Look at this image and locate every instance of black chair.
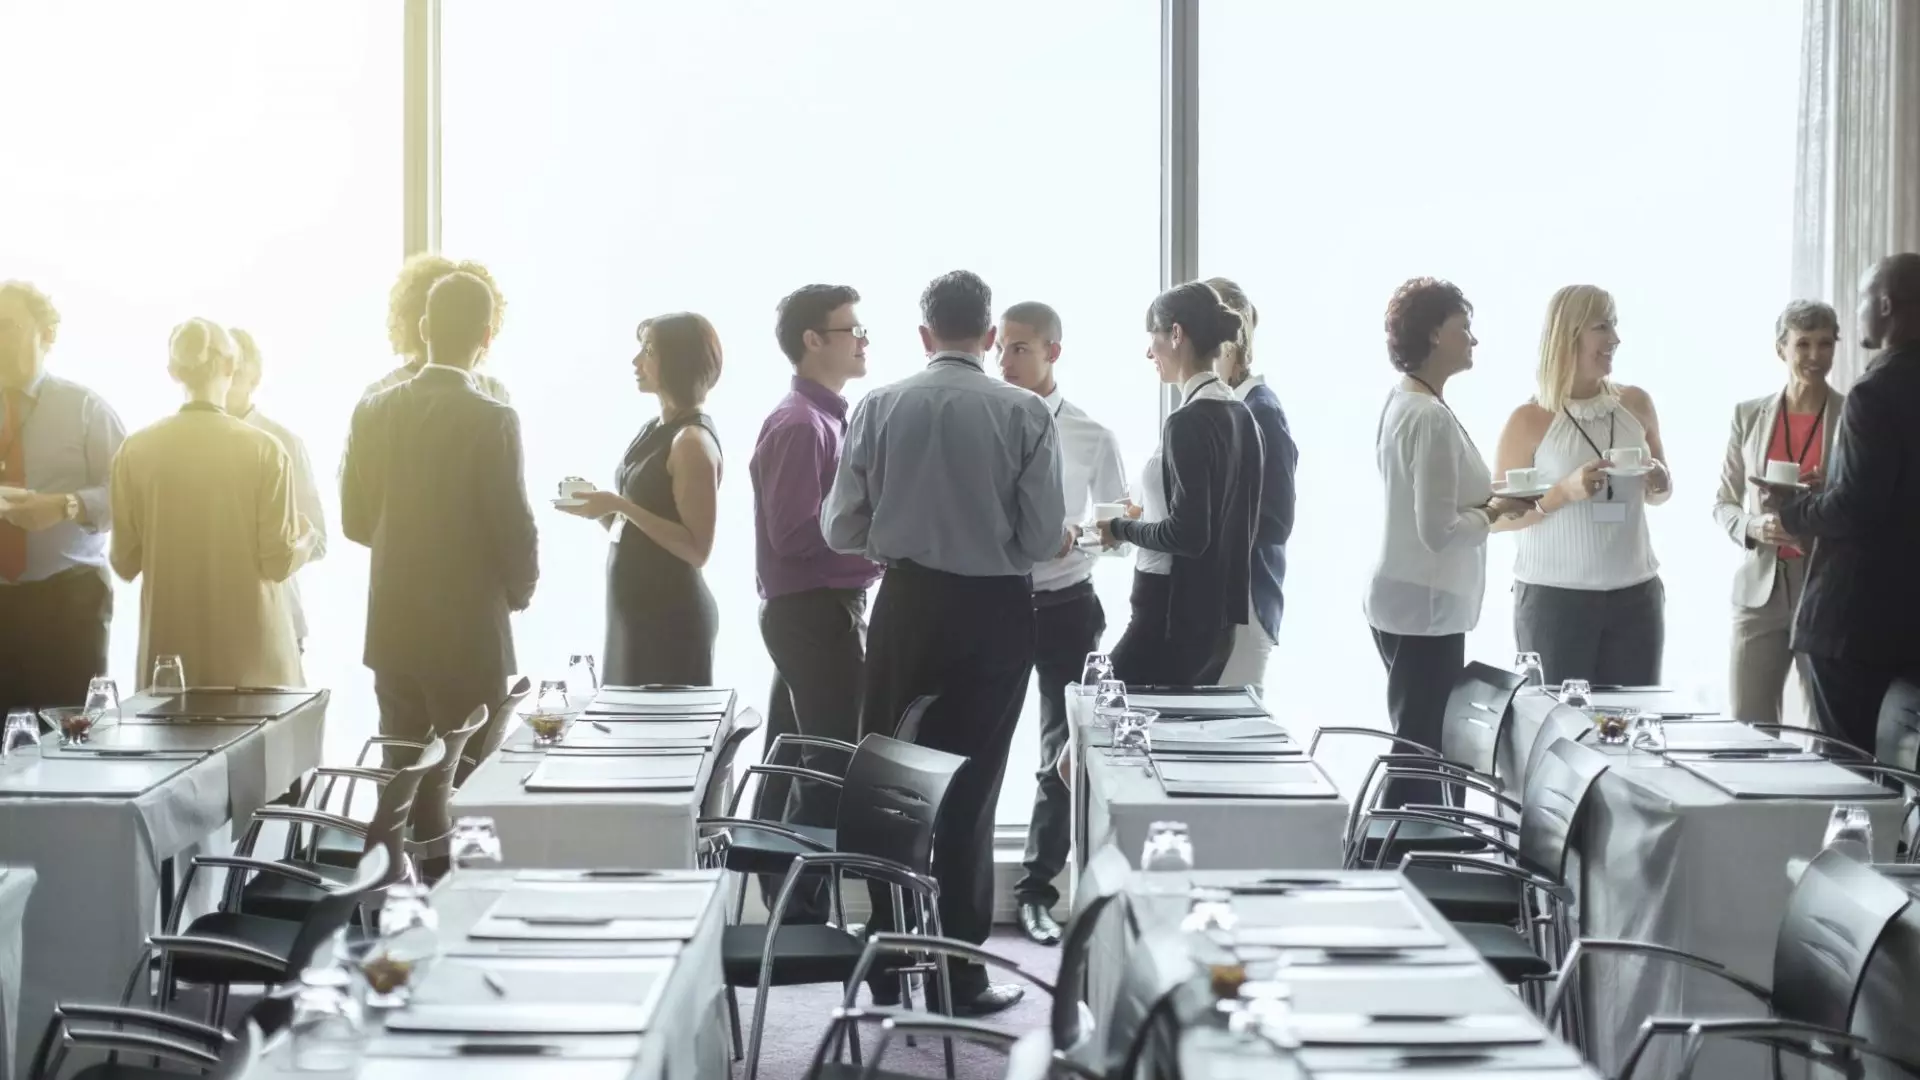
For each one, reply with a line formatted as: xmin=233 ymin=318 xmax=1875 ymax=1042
xmin=1102 ymin=930 xmax=1211 ymax=1079
xmin=27 ymin=1012 xmax=258 ymax=1080
xmin=702 ymin=705 xmax=765 ymax=818
xmin=1548 ymin=846 xmax=1920 ymax=1079
xmin=448 ymin=675 xmax=533 ymax=785
xmin=1439 ymin=661 xmax=1528 ymax=778
xmin=145 ymin=847 xmax=390 ymax=1026
xmin=1877 ymin=678 xmax=1920 ymax=772
xmin=699 ymin=733 xmax=966 ymax=1080
xmin=204 ymin=739 xmax=444 ymax=925
xmin=303 ymin=706 xmax=489 ymax=877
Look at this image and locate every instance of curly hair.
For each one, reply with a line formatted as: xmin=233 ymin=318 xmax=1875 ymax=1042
xmin=1384 ymin=277 xmax=1472 ymax=372
xmin=0 ymin=280 xmax=61 ymax=345
xmin=387 ymin=254 xmax=505 ymax=360
xmin=920 ymin=270 xmax=994 ymax=343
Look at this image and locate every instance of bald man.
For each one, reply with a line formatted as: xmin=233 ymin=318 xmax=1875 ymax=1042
xmin=1767 ymin=253 xmax=1920 ymax=748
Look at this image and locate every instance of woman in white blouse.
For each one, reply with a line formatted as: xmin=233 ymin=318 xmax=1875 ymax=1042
xmin=1493 ymin=285 xmax=1673 ymax=686
xmin=1367 ymin=279 xmax=1529 ymax=797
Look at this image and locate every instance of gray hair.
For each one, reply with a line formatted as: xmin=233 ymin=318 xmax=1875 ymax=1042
xmin=1774 ymin=299 xmax=1839 ymax=346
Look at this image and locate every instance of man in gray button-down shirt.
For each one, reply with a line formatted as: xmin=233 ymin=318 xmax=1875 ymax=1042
xmin=0 ymin=281 xmax=126 ymax=716
xmin=822 ymin=269 xmax=1065 ymax=1016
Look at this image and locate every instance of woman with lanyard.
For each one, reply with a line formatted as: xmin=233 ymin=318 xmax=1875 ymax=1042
xmin=1367 ymin=279 xmax=1531 ymax=806
xmin=1494 ymin=284 xmax=1673 ymax=687
xmin=1097 ymin=281 xmax=1264 ymax=686
xmin=1711 ymin=300 xmax=1844 ymax=724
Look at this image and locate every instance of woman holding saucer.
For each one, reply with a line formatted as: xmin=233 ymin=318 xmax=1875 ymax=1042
xmin=1712 ymin=300 xmax=1843 ymax=724
xmin=1493 ymin=285 xmax=1673 ymax=686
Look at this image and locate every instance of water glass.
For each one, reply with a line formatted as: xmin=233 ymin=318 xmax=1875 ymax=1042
xmin=1180 ymin=886 xmax=1240 ymax=934
xmin=1093 ymin=680 xmax=1128 ymax=727
xmin=1824 ymin=804 xmax=1874 ymax=857
xmin=1142 ymin=821 xmax=1195 ymax=873
xmin=1627 ymin=712 xmax=1666 ymax=752
xmin=150 ymin=655 xmax=187 ymax=695
xmin=534 ymin=678 xmax=571 ymax=716
xmin=450 ymin=816 xmax=504 ymax=870
xmin=1559 ymin=679 xmax=1593 ymax=710
xmin=84 ymin=676 xmax=120 ymax=727
xmin=1112 ymin=707 xmax=1159 ymax=759
xmin=567 ymin=653 xmax=600 ymax=693
xmin=289 ymin=967 xmax=363 ymax=1071
xmin=1514 ymin=652 xmax=1546 ymax=689
xmin=2 ymin=711 xmax=39 ymax=758
xmin=1076 ymin=653 xmax=1114 ymax=696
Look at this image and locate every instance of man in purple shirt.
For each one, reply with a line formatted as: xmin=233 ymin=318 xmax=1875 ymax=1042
xmin=750 ymin=283 xmax=882 ymax=923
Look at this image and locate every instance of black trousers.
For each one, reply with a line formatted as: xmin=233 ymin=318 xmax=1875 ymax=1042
xmin=0 ymin=566 xmax=112 ymax=716
xmin=863 ymin=562 xmax=1034 ymax=996
xmin=1110 ymin=570 xmax=1235 ymax=686
xmin=373 ymin=668 xmax=502 ymax=770
xmin=1016 ymin=582 xmax=1105 ymax=908
xmin=1371 ymin=628 xmax=1465 ymax=809
xmin=1805 ymin=653 xmax=1919 ymax=754
xmin=756 ymin=586 xmax=868 ymax=922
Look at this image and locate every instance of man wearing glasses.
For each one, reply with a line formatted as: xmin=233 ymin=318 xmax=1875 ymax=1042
xmin=749 ymin=284 xmax=882 ymax=923
xmin=996 ymin=301 xmax=1129 ymax=946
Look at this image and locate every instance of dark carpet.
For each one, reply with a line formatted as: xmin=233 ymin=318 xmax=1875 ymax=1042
xmin=735 ymin=928 xmax=1063 ymax=1079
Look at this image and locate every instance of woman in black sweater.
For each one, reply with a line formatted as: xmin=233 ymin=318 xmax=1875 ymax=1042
xmin=1098 ymin=281 xmax=1264 ymax=685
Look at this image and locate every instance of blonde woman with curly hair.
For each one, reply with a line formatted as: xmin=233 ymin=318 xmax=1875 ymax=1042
xmin=1494 ymin=285 xmax=1673 ymax=686
xmin=363 ymin=253 xmax=511 ymax=403
xmin=110 ymin=318 xmax=316 ymax=687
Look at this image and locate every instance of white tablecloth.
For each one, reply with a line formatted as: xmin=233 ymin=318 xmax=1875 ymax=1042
xmin=1500 ymin=689 xmax=1904 ymax=1079
xmin=0 ymin=692 xmax=328 ymax=1080
xmin=0 ymin=868 xmax=35 ymax=1080
xmin=243 ymin=868 xmax=729 ymax=1080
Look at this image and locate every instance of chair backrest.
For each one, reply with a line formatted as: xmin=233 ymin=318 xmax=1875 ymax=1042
xmin=459 ymin=675 xmax=532 ymax=784
xmin=411 ymin=705 xmax=488 ymax=842
xmin=1875 ymin=679 xmax=1920 ymax=770
xmin=363 ymin=738 xmax=446 ymax=875
xmin=702 ymin=706 xmax=763 ymax=817
xmin=891 ymin=693 xmax=939 ymax=744
xmin=1773 ymin=847 xmax=1913 ymax=1030
xmin=218 ymin=1021 xmax=261 ymax=1080
xmin=833 ymin=733 xmax=965 ymax=873
xmin=287 ymin=847 xmax=392 ymax=974
xmin=1440 ymin=661 xmax=1526 ymax=776
xmin=1517 ymin=736 xmax=1609 ymax=882
xmin=1004 ymin=1030 xmax=1055 ymax=1080
xmin=1521 ymin=703 xmax=1593 ymax=792
xmin=1104 ymin=930 xmax=1201 ymax=1075
xmin=1054 ymin=844 xmax=1135 ymax=1052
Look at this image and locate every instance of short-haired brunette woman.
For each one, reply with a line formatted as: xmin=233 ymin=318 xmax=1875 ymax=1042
xmin=1367 ymin=280 xmax=1529 ymax=804
xmin=1493 ymin=286 xmax=1673 ymax=687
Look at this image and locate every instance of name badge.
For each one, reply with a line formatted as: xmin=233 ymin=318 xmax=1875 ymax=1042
xmin=1591 ymin=501 xmax=1628 ymax=525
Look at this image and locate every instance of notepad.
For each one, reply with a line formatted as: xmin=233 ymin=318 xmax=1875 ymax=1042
xmin=1154 ymin=758 xmax=1337 ymax=799
xmin=522 ymin=754 xmax=702 ymax=793
xmin=136 ymin=690 xmax=318 ymax=720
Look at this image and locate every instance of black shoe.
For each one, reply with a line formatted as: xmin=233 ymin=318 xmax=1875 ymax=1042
xmin=952 ymin=983 xmax=1026 ymax=1017
xmin=1018 ymin=902 xmax=1063 ymax=946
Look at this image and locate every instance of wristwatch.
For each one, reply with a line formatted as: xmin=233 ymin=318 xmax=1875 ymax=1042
xmin=62 ymin=494 xmax=80 ymax=522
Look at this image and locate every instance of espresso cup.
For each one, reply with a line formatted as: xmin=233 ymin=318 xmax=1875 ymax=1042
xmin=1504 ymin=467 xmax=1540 ymax=491
xmin=1765 ymin=460 xmax=1802 ymax=486
xmin=558 ymin=477 xmax=594 ymax=499
xmin=1606 ymin=447 xmax=1644 ymax=471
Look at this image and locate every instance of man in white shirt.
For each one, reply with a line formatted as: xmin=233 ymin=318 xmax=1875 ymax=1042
xmin=227 ymin=329 xmax=328 ymax=652
xmin=996 ymin=301 xmax=1128 ymax=945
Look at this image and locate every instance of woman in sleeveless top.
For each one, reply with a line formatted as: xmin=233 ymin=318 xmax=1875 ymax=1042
xmin=1493 ymin=285 xmax=1673 ymax=686
xmin=557 ymin=314 xmax=725 ymax=685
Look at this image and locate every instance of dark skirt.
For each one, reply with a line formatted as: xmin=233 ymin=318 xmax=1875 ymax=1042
xmin=1110 ymin=570 xmax=1235 ymax=686
xmin=603 ymin=576 xmax=718 ymax=687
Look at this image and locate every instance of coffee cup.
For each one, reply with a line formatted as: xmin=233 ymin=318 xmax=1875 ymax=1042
xmin=1765 ymin=460 xmax=1802 ymax=486
xmin=558 ymin=477 xmax=594 ymax=499
xmin=1091 ymin=502 xmax=1128 ymax=523
xmin=1504 ymin=467 xmax=1540 ymax=491
xmin=1606 ymin=447 xmax=1644 ymax=471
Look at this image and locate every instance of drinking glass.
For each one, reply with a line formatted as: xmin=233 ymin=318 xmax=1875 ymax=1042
xmin=1142 ymin=821 xmax=1195 ymax=873
xmin=1093 ymin=680 xmax=1128 ymax=728
xmin=347 ymin=885 xmax=439 ymax=1008
xmin=1627 ymin=711 xmax=1666 ymax=752
xmin=84 ymin=676 xmax=120 ymax=728
xmin=1180 ymin=886 xmax=1240 ymax=935
xmin=567 ymin=653 xmax=600 ymax=693
xmin=1824 ymin=804 xmax=1874 ymax=857
xmin=2 ymin=711 xmax=38 ymax=759
xmin=1076 ymin=653 xmax=1114 ymax=697
xmin=289 ymin=966 xmax=363 ymax=1071
xmin=1112 ymin=707 xmax=1159 ymax=760
xmin=1514 ymin=652 xmax=1546 ymax=689
xmin=534 ymin=679 xmax=571 ymax=715
xmin=450 ymin=816 xmax=504 ymax=870
xmin=150 ymin=655 xmax=187 ymax=695
xmin=1559 ymin=679 xmax=1593 ymax=710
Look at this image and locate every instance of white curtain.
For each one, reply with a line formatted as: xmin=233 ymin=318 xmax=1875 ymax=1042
xmin=1792 ymin=0 xmax=1920 ymax=387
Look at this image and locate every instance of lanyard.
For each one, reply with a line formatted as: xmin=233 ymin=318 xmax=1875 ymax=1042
xmin=1563 ymin=406 xmax=1617 ymax=500
xmin=1404 ymin=376 xmax=1481 ymax=455
xmin=1180 ymin=374 xmax=1222 ymax=406
xmin=1772 ymin=390 xmax=1825 ymax=466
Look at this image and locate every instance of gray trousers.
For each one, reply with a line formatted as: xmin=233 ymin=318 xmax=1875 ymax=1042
xmin=1513 ymin=576 xmax=1665 ymax=687
xmin=1728 ymin=558 xmax=1812 ymax=726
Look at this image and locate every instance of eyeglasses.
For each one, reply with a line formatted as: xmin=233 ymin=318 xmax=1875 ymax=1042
xmin=817 ymin=325 xmax=868 ymax=342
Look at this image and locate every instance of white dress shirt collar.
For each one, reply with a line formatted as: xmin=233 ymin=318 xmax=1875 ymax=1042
xmin=1179 ymin=370 xmax=1232 ymax=406
xmin=1231 ymin=374 xmax=1266 ymax=402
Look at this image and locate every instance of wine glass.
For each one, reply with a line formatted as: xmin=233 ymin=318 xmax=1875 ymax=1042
xmin=84 ymin=676 xmax=120 ymax=729
xmin=150 ymin=655 xmax=187 ymax=695
xmin=1559 ymin=679 xmax=1592 ymax=710
xmin=1077 ymin=653 xmax=1114 ymax=697
xmin=450 ymin=816 xmax=504 ymax=870
xmin=1513 ymin=651 xmax=1546 ymax=689
xmin=1093 ymin=680 xmax=1128 ymax=728
xmin=2 ymin=711 xmax=39 ymax=759
xmin=567 ymin=653 xmax=600 ymax=693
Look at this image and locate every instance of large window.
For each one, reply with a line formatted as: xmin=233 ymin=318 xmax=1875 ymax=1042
xmin=1202 ymin=1 xmax=1803 ymax=786
xmin=442 ymin=1 xmax=1160 ymax=824
xmin=0 ymin=2 xmax=399 ymax=766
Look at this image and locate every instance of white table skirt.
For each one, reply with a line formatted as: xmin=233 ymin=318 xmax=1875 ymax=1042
xmin=0 ymin=868 xmax=35 ymax=1080
xmin=1502 ymin=690 xmax=1904 ymax=1080
xmin=0 ymin=692 xmax=328 ymax=1080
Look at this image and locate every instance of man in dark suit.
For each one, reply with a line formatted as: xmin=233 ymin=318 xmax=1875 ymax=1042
xmin=1772 ymin=253 xmax=1920 ymax=749
xmin=342 ymin=270 xmax=539 ymax=764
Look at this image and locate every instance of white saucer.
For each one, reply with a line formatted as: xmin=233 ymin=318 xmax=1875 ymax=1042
xmin=1492 ymin=484 xmax=1552 ymax=500
xmin=1603 ymin=465 xmax=1655 ymax=478
xmin=551 ymin=497 xmax=587 ymax=508
xmin=1748 ymin=474 xmax=1809 ymax=491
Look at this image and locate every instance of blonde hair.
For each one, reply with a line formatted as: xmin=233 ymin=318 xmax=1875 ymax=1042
xmin=1205 ymin=276 xmax=1258 ymax=377
xmin=230 ymin=327 xmax=263 ymax=377
xmin=167 ymin=318 xmax=238 ymax=389
xmin=1535 ymin=284 xmax=1616 ymax=411
xmin=388 ymin=254 xmax=505 ymax=361
xmin=0 ymin=281 xmax=60 ymax=345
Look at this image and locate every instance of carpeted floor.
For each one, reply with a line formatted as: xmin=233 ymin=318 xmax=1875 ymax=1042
xmin=734 ymin=929 xmax=1063 ymax=1079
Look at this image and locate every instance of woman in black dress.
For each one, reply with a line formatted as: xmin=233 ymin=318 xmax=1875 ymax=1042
xmin=560 ymin=313 xmax=724 ymax=685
